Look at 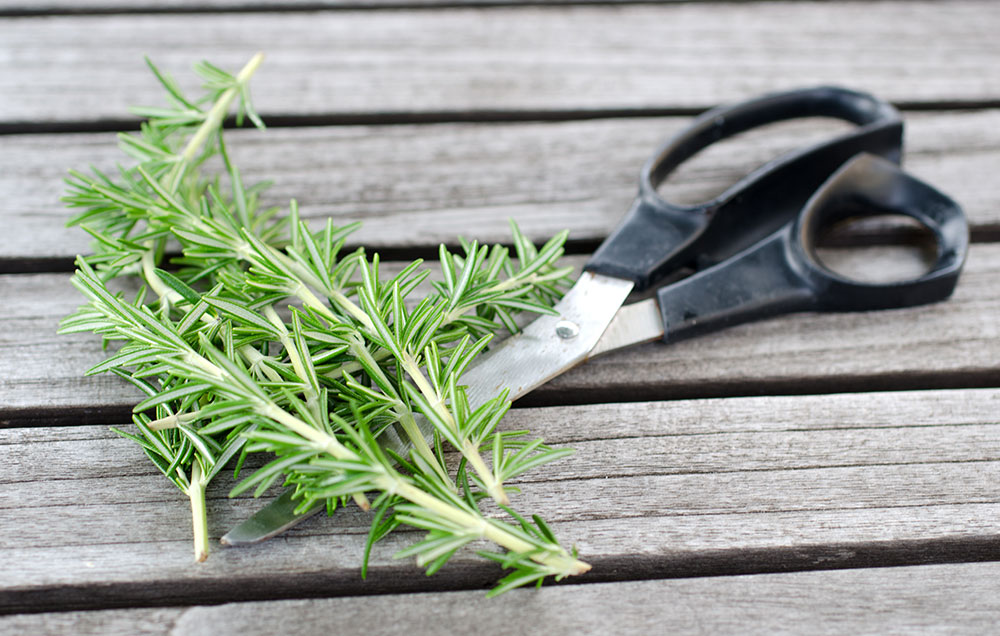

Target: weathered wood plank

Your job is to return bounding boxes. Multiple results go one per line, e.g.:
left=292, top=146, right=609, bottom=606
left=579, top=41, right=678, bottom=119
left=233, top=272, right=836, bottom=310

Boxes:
left=4, top=427, right=999, bottom=548
left=1, top=388, right=999, bottom=611
left=6, top=561, right=998, bottom=636
left=127, top=561, right=1000, bottom=636
left=1, top=2, right=997, bottom=125
left=0, top=606, right=177, bottom=636
left=3, top=240, right=997, bottom=424
left=2, top=110, right=997, bottom=267
left=7, top=406, right=1000, bottom=543
left=6, top=503, right=998, bottom=612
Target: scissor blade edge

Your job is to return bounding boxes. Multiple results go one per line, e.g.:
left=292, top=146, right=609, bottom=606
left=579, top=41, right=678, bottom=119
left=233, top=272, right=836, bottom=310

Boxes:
left=588, top=298, right=664, bottom=359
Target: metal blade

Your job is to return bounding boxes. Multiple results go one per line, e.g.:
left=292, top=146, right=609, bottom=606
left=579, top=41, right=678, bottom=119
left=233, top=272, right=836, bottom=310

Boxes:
left=461, top=272, right=635, bottom=408
left=221, top=488, right=324, bottom=546
left=222, top=272, right=633, bottom=545
left=587, top=297, right=664, bottom=358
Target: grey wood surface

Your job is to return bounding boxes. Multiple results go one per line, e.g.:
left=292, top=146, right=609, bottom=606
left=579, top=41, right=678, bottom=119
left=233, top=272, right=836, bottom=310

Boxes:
left=3, top=110, right=998, bottom=268
left=4, top=561, right=999, bottom=636
left=2, top=0, right=999, bottom=631
left=3, top=388, right=999, bottom=613
left=1, top=1, right=997, bottom=126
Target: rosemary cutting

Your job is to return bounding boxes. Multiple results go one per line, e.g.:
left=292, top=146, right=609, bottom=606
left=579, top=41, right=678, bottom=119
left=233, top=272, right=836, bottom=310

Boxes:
left=59, top=54, right=590, bottom=594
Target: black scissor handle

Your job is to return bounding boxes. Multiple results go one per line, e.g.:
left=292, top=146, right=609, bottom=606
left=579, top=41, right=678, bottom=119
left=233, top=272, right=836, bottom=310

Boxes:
left=586, top=86, right=904, bottom=292
left=654, top=154, right=968, bottom=344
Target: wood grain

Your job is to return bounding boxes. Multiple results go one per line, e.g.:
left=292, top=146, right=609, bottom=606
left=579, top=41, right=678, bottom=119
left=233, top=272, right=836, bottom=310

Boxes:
left=3, top=241, right=997, bottom=425
left=2, top=110, right=997, bottom=267
left=1, top=1, right=997, bottom=126
left=6, top=561, right=998, bottom=636
left=1, top=388, right=999, bottom=612
left=0, top=606, right=177, bottom=636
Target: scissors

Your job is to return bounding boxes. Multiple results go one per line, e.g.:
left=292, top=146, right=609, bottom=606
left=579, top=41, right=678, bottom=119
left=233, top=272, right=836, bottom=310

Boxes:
left=222, top=86, right=968, bottom=545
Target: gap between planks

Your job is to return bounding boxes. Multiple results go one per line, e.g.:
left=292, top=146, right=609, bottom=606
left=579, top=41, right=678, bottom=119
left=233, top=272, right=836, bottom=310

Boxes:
left=8, top=102, right=1000, bottom=137
left=0, top=0, right=895, bottom=20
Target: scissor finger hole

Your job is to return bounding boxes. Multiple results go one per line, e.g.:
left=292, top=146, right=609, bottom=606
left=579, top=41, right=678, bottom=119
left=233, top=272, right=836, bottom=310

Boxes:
left=813, top=214, right=938, bottom=284
left=653, top=117, right=855, bottom=205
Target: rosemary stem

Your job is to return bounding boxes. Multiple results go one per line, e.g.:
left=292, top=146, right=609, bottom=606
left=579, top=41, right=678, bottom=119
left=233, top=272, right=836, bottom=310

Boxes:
left=140, top=247, right=173, bottom=300
left=239, top=346, right=283, bottom=383
left=243, top=234, right=373, bottom=333
left=261, top=404, right=343, bottom=452
left=176, top=53, right=264, bottom=171
left=186, top=461, right=210, bottom=563
left=293, top=276, right=374, bottom=333
left=441, top=269, right=564, bottom=325
left=273, top=412, right=588, bottom=576
left=322, top=348, right=391, bottom=378
left=387, top=477, right=589, bottom=577
left=148, top=412, right=186, bottom=431
left=178, top=343, right=372, bottom=513
left=251, top=403, right=585, bottom=576
left=264, top=306, right=321, bottom=420
left=462, top=440, right=508, bottom=504
left=401, top=355, right=508, bottom=504
left=258, top=403, right=371, bottom=510
left=396, top=409, right=453, bottom=486
left=328, top=289, right=374, bottom=332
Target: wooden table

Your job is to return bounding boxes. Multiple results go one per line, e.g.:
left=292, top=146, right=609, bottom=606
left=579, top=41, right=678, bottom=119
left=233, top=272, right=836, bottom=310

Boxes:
left=2, top=1, right=999, bottom=633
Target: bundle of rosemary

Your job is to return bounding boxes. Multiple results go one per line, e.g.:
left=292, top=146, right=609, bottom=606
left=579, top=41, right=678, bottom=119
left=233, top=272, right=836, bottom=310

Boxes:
left=59, top=54, right=589, bottom=595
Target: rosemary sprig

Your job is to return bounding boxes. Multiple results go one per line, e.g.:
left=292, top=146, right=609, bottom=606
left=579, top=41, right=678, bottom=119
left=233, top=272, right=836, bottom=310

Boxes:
left=59, top=54, right=588, bottom=592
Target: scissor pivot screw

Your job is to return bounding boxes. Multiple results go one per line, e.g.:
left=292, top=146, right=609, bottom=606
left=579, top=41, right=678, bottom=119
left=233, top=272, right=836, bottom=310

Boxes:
left=555, top=320, right=580, bottom=339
